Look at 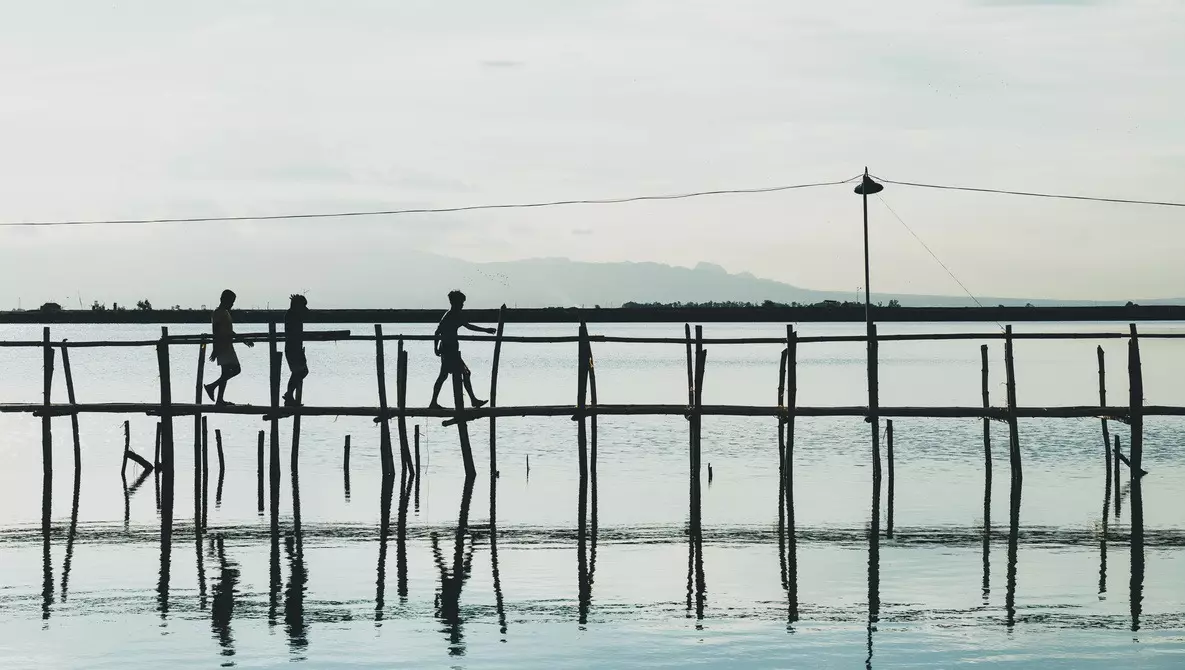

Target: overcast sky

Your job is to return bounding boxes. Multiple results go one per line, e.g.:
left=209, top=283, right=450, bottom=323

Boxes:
left=0, top=0, right=1182, bottom=307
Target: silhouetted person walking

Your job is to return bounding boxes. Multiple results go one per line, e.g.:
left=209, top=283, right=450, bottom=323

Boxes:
left=282, top=294, right=309, bottom=407
left=205, top=289, right=253, bottom=405
left=429, top=290, right=495, bottom=409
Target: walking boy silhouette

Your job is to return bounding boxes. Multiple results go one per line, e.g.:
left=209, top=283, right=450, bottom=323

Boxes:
left=282, top=294, right=309, bottom=407
left=205, top=289, right=254, bottom=405
left=428, top=290, right=495, bottom=409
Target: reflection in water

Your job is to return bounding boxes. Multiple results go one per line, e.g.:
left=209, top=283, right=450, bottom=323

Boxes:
left=158, top=428, right=175, bottom=618
left=433, top=475, right=476, bottom=656
left=397, top=472, right=412, bottom=603
left=490, top=475, right=508, bottom=639
left=60, top=464, right=82, bottom=602
left=375, top=474, right=394, bottom=623
left=41, top=470, right=53, bottom=622
left=866, top=425, right=882, bottom=670
left=779, top=412, right=799, bottom=625
left=1099, top=466, right=1111, bottom=598
left=1130, top=471, right=1145, bottom=633
left=210, top=535, right=239, bottom=662
left=1006, top=469, right=1022, bottom=629
left=286, top=459, right=309, bottom=657
left=284, top=534, right=308, bottom=657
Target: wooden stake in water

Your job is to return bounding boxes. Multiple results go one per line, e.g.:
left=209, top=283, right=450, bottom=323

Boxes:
left=201, top=416, right=209, bottom=530
left=1127, top=324, right=1143, bottom=480
left=257, top=429, right=265, bottom=514
left=268, top=323, right=281, bottom=523
left=785, top=325, right=799, bottom=622
left=981, top=344, right=992, bottom=538
left=374, top=324, right=393, bottom=478
left=42, top=327, right=54, bottom=488
left=193, top=342, right=206, bottom=529
left=1004, top=326, right=1021, bottom=483
left=1098, top=346, right=1112, bottom=499
left=414, top=425, right=421, bottom=479
left=396, top=341, right=412, bottom=474
left=886, top=419, right=895, bottom=538
left=60, top=343, right=81, bottom=473
left=489, top=306, right=506, bottom=477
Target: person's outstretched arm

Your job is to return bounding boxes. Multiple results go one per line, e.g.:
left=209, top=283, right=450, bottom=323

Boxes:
left=463, top=323, right=497, bottom=334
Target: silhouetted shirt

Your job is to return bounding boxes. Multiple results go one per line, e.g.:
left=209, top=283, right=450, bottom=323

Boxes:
left=284, top=309, right=304, bottom=353
left=212, top=307, right=234, bottom=354
left=436, top=309, right=464, bottom=354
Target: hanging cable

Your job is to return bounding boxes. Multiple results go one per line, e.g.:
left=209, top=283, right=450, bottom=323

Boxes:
left=872, top=176, right=1185, bottom=208
left=0, top=175, right=863, bottom=228
left=876, top=194, right=1005, bottom=331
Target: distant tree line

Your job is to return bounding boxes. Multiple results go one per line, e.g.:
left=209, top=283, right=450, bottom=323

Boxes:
left=621, top=299, right=903, bottom=309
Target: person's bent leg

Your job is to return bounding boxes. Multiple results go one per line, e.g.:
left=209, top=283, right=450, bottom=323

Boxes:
left=429, top=368, right=449, bottom=407
left=462, top=366, right=486, bottom=407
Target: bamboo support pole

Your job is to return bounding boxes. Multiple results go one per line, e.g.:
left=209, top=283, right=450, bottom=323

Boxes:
left=201, top=416, right=209, bottom=530
left=193, top=342, right=206, bottom=527
left=886, top=419, right=895, bottom=538
left=489, top=306, right=506, bottom=477
left=1004, top=326, right=1021, bottom=483
left=576, top=322, right=590, bottom=540
left=42, top=327, right=53, bottom=487
left=156, top=327, right=175, bottom=606
left=257, top=429, right=265, bottom=514
left=1128, top=324, right=1143, bottom=480
left=154, top=422, right=161, bottom=469
left=981, top=344, right=991, bottom=538
left=785, top=325, right=798, bottom=621
left=374, top=324, right=393, bottom=477
left=1114, top=433, right=1122, bottom=518
left=268, top=323, right=281, bottom=523
left=450, top=342, right=476, bottom=477
left=60, top=343, right=81, bottom=472
left=214, top=429, right=224, bottom=507
left=588, top=333, right=599, bottom=535
left=396, top=341, right=412, bottom=473
left=414, top=425, right=421, bottom=478
left=1098, top=346, right=1112, bottom=500
left=121, top=419, right=130, bottom=480
left=290, top=372, right=303, bottom=475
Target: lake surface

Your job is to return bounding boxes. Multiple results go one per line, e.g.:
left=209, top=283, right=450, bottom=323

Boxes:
left=1, top=321, right=1183, bottom=668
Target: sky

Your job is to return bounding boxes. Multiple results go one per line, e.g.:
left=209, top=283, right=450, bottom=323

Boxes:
left=0, top=0, right=1183, bottom=308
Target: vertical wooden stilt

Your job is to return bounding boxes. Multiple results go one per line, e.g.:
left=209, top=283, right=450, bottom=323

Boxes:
left=692, top=325, right=707, bottom=619
left=214, top=429, right=224, bottom=508
left=1003, top=325, right=1022, bottom=629
left=193, top=342, right=206, bottom=530
left=489, top=306, right=506, bottom=477
left=156, top=327, right=175, bottom=614
left=981, top=343, right=991, bottom=601
left=201, top=416, right=209, bottom=530
left=396, top=340, right=412, bottom=474
left=414, top=425, right=421, bottom=479
left=1098, top=346, right=1112, bottom=500
left=60, top=344, right=81, bottom=473
left=886, top=419, right=894, bottom=538
left=1004, top=326, right=1022, bottom=483
left=42, top=327, right=54, bottom=490
left=374, top=324, right=393, bottom=478
left=451, top=357, right=476, bottom=478
left=268, top=323, right=281, bottom=525
left=576, top=322, right=590, bottom=621
left=121, top=419, right=130, bottom=481
left=785, top=325, right=798, bottom=622
left=1127, top=324, right=1143, bottom=481
left=257, top=429, right=265, bottom=514
left=154, top=422, right=162, bottom=469
left=588, top=333, right=599, bottom=536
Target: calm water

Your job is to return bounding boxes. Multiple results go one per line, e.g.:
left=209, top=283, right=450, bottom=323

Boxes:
left=1, top=321, right=1183, bottom=668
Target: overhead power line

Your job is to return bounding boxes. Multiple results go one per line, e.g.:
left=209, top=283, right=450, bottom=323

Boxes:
left=873, top=176, right=1185, bottom=208
left=0, top=176, right=861, bottom=228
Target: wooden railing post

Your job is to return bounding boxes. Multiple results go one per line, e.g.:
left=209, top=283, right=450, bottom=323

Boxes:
left=42, top=327, right=54, bottom=487
left=268, top=322, right=281, bottom=523
left=193, top=342, right=206, bottom=530
left=374, top=324, right=393, bottom=478
left=396, top=339, right=412, bottom=473
left=1127, top=324, right=1143, bottom=479
left=489, top=305, right=506, bottom=477
left=60, top=342, right=81, bottom=473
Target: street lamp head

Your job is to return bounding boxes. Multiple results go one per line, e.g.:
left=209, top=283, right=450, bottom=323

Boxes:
left=854, top=175, right=884, bottom=195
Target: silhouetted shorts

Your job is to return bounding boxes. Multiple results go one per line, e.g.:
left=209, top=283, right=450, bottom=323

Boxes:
left=215, top=345, right=240, bottom=372
left=286, top=347, right=308, bottom=376
left=439, top=350, right=469, bottom=377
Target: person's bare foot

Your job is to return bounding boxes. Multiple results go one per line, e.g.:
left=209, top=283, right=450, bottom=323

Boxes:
left=204, top=384, right=216, bottom=402
left=428, top=401, right=444, bottom=410
left=472, top=399, right=488, bottom=409
left=216, top=400, right=235, bottom=406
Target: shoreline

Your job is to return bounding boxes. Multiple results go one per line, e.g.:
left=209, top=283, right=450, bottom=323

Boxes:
left=2, top=304, right=1183, bottom=324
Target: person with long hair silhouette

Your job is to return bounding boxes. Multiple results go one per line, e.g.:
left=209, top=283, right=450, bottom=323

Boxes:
left=282, top=294, right=309, bottom=407
left=204, top=289, right=254, bottom=405
left=429, top=290, right=495, bottom=409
